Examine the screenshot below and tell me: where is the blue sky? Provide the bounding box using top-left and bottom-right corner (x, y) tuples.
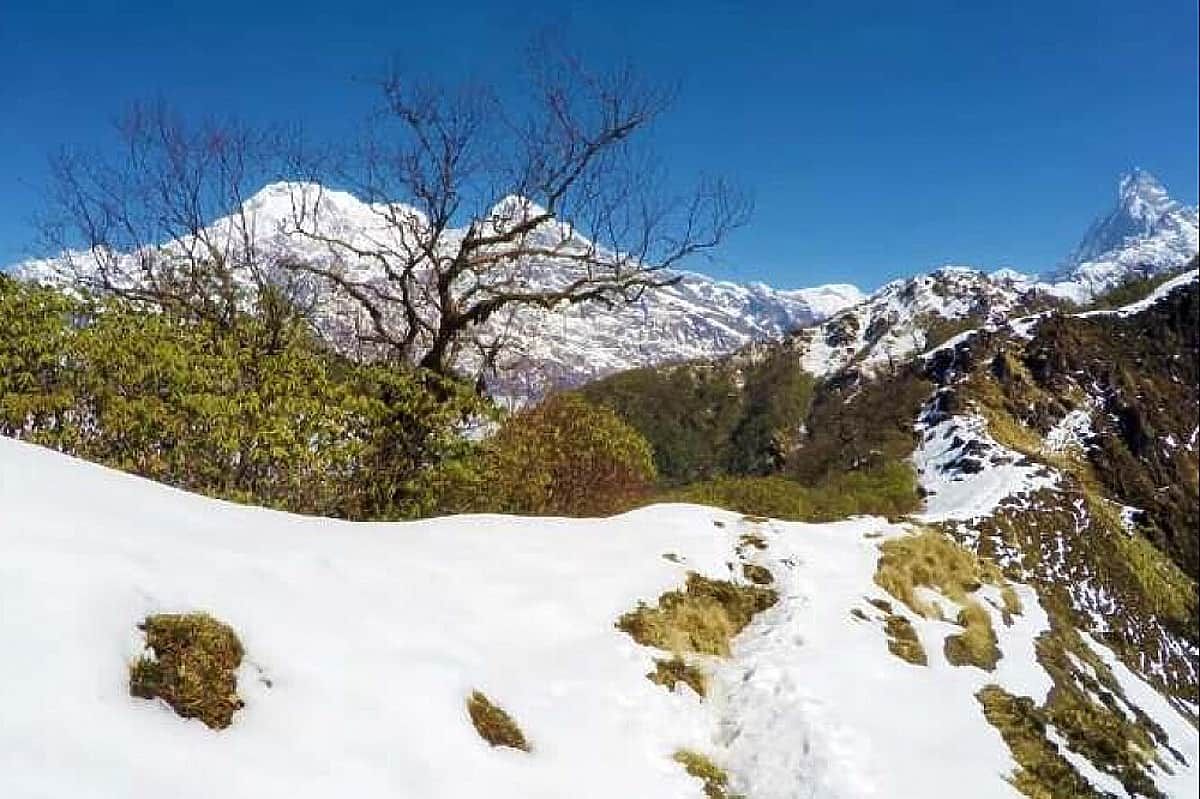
(1, 0), (1196, 289)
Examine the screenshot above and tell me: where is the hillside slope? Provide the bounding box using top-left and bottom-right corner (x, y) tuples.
(3, 394), (1198, 798)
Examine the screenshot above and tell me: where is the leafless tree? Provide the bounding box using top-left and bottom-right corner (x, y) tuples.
(282, 45), (751, 378)
(39, 101), (310, 331)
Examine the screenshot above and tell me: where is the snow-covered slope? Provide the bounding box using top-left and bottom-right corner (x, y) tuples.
(3, 433), (1196, 797)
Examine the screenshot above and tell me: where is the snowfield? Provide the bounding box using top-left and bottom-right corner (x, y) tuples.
(3, 435), (1198, 797)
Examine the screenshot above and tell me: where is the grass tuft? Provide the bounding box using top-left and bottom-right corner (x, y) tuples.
(874, 529), (1017, 671)
(466, 691), (530, 752)
(617, 572), (778, 657)
(673, 749), (741, 799)
(874, 529), (1007, 615)
(884, 613), (928, 666)
(977, 684), (1104, 799)
(944, 603), (1002, 671)
(648, 657), (707, 697)
(741, 563), (774, 585)
(128, 612), (244, 730)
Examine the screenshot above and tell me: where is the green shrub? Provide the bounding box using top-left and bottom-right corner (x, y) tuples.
(802, 461), (922, 521)
(0, 278), (486, 519)
(665, 475), (808, 519)
(455, 393), (656, 516)
(662, 461), (920, 522)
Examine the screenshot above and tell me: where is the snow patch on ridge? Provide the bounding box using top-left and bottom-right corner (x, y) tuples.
(913, 409), (1058, 525)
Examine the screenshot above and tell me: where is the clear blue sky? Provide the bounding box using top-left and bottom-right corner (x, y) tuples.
(1, 0), (1196, 289)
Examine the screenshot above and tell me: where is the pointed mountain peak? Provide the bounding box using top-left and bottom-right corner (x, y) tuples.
(1117, 168), (1176, 223)
(1061, 169), (1192, 270)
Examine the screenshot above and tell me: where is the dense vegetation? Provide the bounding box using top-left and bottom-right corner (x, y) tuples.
(1, 276), (667, 520)
(1084, 257), (1196, 311)
(582, 346), (925, 521)
(663, 463), (920, 523)
(578, 349), (815, 484)
(0, 276), (485, 519)
(450, 393), (657, 517)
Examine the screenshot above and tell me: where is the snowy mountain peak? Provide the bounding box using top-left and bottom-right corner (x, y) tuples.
(1063, 169), (1197, 272)
(1117, 167), (1176, 223)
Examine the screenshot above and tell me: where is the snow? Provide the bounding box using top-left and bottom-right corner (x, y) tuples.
(781, 283), (865, 319)
(1081, 632), (1200, 799)
(1, 438), (719, 799)
(1042, 409), (1094, 455)
(712, 524), (1052, 799)
(913, 413), (1058, 523)
(3, 426), (1198, 797)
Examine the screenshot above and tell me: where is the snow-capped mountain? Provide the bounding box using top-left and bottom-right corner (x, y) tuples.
(10, 170), (1195, 395)
(777, 170), (1198, 378)
(1062, 168), (1199, 278)
(12, 181), (863, 399)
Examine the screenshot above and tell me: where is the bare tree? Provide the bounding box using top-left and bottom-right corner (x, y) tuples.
(283, 46), (750, 379)
(39, 101), (310, 332)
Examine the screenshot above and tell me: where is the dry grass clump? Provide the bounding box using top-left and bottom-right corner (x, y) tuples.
(616, 572), (778, 657)
(874, 528), (1006, 617)
(741, 563), (774, 585)
(944, 603), (1001, 671)
(874, 529), (1017, 671)
(648, 657), (707, 697)
(673, 750), (741, 799)
(1000, 584), (1023, 618)
(466, 691), (530, 752)
(129, 612), (244, 730)
(738, 532), (768, 551)
(884, 614), (928, 666)
(976, 684), (1102, 799)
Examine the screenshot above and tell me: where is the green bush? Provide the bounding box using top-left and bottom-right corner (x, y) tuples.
(663, 461), (919, 522)
(0, 277), (486, 519)
(455, 393), (656, 516)
(580, 350), (814, 484)
(665, 475), (808, 520)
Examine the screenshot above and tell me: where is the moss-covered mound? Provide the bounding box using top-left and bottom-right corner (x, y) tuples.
(884, 613), (928, 666)
(466, 691), (529, 752)
(129, 612), (245, 730)
(648, 656), (708, 697)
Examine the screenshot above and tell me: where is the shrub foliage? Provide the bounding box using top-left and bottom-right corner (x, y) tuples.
(455, 393), (656, 517)
(0, 277), (485, 519)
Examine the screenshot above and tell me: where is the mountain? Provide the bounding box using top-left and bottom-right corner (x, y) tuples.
(1062, 169), (1200, 281)
(766, 171), (1198, 378)
(12, 181), (863, 400)
(9, 171), (1196, 397)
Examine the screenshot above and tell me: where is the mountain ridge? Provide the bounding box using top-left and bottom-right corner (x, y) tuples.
(10, 170), (1197, 397)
